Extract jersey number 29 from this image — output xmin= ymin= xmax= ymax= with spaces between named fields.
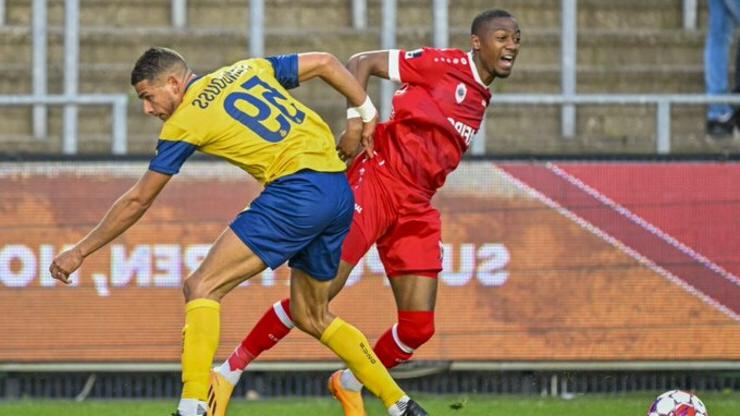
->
xmin=224 ymin=76 xmax=306 ymax=143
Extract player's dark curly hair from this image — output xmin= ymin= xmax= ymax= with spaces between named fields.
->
xmin=471 ymin=9 xmax=514 ymax=36
xmin=130 ymin=47 xmax=189 ymax=85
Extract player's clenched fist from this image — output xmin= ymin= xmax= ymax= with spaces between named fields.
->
xmin=49 ymin=246 xmax=83 ymax=284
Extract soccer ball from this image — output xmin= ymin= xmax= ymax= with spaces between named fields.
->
xmin=647 ymin=390 xmax=708 ymax=416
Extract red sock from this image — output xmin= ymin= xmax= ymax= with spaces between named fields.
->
xmin=373 ymin=310 xmax=435 ymax=369
xmin=227 ymin=298 xmax=293 ymax=371
xmin=373 ymin=328 xmax=413 ymax=369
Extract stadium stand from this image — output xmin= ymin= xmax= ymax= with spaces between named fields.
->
xmin=0 ymin=0 xmax=737 ymax=155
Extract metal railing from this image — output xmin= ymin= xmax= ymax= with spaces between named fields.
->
xmin=172 ymin=0 xmax=187 ymax=28
xmin=169 ymin=0 xmax=695 ymax=31
xmin=352 ymin=0 xmax=367 ymax=30
xmin=11 ymin=0 xmax=724 ymax=156
xmin=32 ymin=0 xmax=47 ymax=139
xmin=250 ymin=0 xmax=265 ymax=57
xmin=486 ymin=94 xmax=740 ymax=155
xmin=379 ymin=0 xmax=396 ymax=121
xmin=432 ymin=0 xmax=448 ymax=49
xmin=561 ymin=0 xmax=577 ymax=138
xmin=0 ymin=95 xmax=129 ymax=154
xmin=684 ymin=0 xmax=698 ymax=30
xmin=64 ymin=0 xmax=80 ymax=154
xmin=1 ymin=362 xmax=738 ymax=399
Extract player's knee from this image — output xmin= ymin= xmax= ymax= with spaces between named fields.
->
xmin=290 ymin=303 xmax=329 ymax=339
xmin=182 ymin=277 xmax=195 ymax=300
xmin=397 ymin=312 xmax=435 ymax=349
xmin=182 ymin=274 xmax=211 ymax=301
xmin=328 ymin=262 xmax=354 ymax=300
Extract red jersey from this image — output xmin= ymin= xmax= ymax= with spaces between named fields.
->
xmin=378 ymin=47 xmax=491 ymax=196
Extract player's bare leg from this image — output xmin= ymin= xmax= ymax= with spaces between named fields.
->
xmin=212 ymin=260 xmax=357 ymax=414
xmin=321 ymin=261 xmax=371 ymax=416
xmin=177 ymin=227 xmax=267 ymax=416
xmin=331 ymin=273 xmax=437 ymax=415
xmin=291 ymin=267 xmax=424 ymax=416
xmin=388 ymin=274 xmax=438 ymax=311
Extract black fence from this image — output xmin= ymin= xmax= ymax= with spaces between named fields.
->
xmin=2 ymin=369 xmax=738 ymax=399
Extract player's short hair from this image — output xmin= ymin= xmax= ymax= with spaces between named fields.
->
xmin=130 ymin=47 xmax=189 ymax=85
xmin=471 ymin=9 xmax=514 ymax=36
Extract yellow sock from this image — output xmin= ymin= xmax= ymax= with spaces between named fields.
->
xmin=321 ymin=317 xmax=405 ymax=408
xmin=181 ymin=299 xmax=220 ymax=401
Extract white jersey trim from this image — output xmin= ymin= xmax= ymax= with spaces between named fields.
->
xmin=388 ymin=49 xmax=401 ymax=82
xmin=467 ymin=51 xmax=487 ymax=87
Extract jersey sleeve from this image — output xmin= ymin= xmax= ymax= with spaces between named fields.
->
xmin=148 ymin=139 xmax=197 ymax=175
xmin=149 ymin=121 xmax=200 ymax=175
xmin=265 ymin=54 xmax=299 ymax=89
xmin=388 ymin=47 xmax=438 ymax=85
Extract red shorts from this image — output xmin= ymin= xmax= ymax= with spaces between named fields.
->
xmin=340 ymin=153 xmax=442 ymax=278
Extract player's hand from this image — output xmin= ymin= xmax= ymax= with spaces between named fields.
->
xmin=337 ymin=118 xmax=364 ymax=162
xmin=360 ymin=114 xmax=377 ymax=159
xmin=49 ymin=246 xmax=84 ymax=285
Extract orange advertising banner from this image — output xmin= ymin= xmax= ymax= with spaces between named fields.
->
xmin=1 ymin=161 xmax=739 ymax=363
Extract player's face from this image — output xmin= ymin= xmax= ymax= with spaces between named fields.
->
xmin=134 ymin=75 xmax=183 ymax=121
xmin=472 ymin=17 xmax=520 ymax=81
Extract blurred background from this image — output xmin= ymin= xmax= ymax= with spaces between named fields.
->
xmin=0 ymin=0 xmax=739 ymax=413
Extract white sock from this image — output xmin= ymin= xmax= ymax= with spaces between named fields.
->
xmin=177 ymin=398 xmax=208 ymax=416
xmin=339 ymin=369 xmax=364 ymax=392
xmin=215 ymin=360 xmax=243 ymax=386
xmin=387 ymin=395 xmax=411 ymax=416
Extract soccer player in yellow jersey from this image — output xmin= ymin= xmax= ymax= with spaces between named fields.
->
xmin=49 ymin=47 xmax=428 ymax=416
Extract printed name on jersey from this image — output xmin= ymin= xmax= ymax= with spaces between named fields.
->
xmin=405 ymin=49 xmax=423 ymax=59
xmin=455 ymin=83 xmax=467 ymax=104
xmin=192 ymin=66 xmax=247 ymax=109
xmin=448 ymin=117 xmax=476 ymax=146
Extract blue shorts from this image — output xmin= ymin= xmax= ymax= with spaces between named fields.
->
xmin=230 ymin=170 xmax=354 ymax=281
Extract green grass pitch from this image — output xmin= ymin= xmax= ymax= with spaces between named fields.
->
xmin=1 ymin=393 xmax=738 ymax=416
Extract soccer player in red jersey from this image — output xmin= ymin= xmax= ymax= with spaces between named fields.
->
xmin=211 ymin=9 xmax=520 ymax=416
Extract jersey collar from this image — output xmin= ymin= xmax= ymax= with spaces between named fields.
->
xmin=184 ymin=74 xmax=202 ymax=94
xmin=467 ymin=51 xmax=488 ymax=88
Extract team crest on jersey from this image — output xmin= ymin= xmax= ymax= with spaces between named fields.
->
xmin=405 ymin=49 xmax=423 ymax=59
xmin=455 ymin=83 xmax=467 ymax=104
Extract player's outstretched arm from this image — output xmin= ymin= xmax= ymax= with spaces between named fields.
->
xmin=49 ymin=170 xmax=172 ymax=284
xmin=345 ymin=50 xmax=390 ymax=90
xmin=296 ymin=52 xmax=369 ymax=108
xmin=297 ymin=52 xmax=378 ymax=160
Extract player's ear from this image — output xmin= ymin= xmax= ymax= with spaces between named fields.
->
xmin=471 ymin=34 xmax=481 ymax=51
xmin=166 ymin=74 xmax=181 ymax=95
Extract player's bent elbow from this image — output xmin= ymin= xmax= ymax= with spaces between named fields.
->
xmin=300 ymin=52 xmax=342 ymax=82
xmin=317 ymin=52 xmax=339 ymax=66
xmin=316 ymin=52 xmax=342 ymax=76
xmin=347 ymin=51 xmax=387 ymax=78
xmin=346 ymin=52 xmax=370 ymax=71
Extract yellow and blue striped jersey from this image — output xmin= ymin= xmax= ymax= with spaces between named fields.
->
xmin=148 ymin=54 xmax=346 ymax=184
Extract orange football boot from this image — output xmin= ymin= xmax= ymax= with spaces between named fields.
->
xmin=327 ymin=370 xmax=366 ymax=416
xmin=207 ymin=369 xmax=236 ymax=416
